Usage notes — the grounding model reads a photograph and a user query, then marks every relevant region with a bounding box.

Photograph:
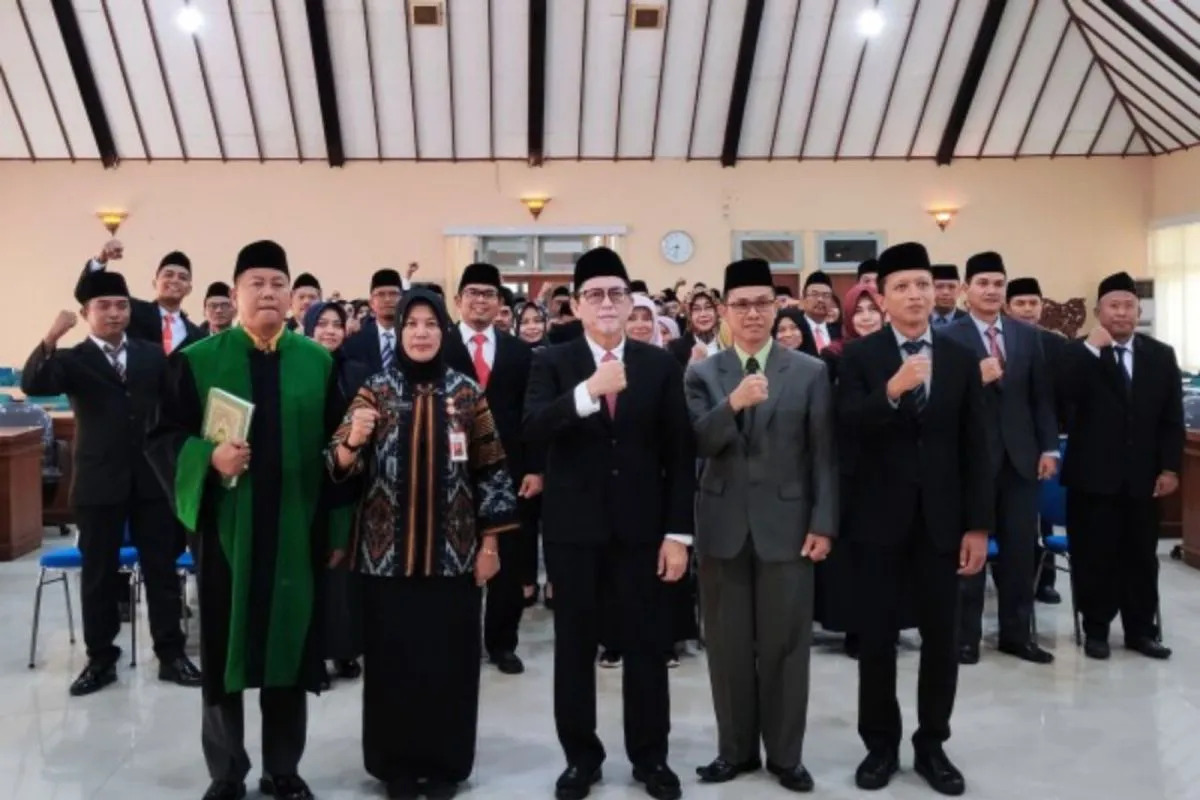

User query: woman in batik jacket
[327,288,518,800]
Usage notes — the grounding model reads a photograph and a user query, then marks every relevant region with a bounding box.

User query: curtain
[1150,221,1200,373]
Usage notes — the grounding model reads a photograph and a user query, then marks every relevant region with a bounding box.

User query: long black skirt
[323,567,363,661]
[361,574,483,784]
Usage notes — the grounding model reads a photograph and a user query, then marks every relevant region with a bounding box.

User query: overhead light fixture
[929,208,958,232]
[521,196,550,220]
[856,8,885,38]
[176,4,204,34]
[96,209,128,236]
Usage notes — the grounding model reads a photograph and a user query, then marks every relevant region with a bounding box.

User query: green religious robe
[147,327,334,705]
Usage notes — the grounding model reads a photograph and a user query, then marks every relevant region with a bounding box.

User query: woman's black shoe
[335,658,362,679]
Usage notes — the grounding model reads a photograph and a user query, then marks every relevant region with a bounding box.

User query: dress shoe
[854,751,898,790]
[1126,637,1172,660]
[957,643,980,665]
[632,763,682,800]
[913,748,966,796]
[159,654,203,686]
[1084,638,1111,660]
[555,764,601,800]
[259,774,314,800]
[696,756,761,783]
[335,658,362,679]
[597,650,621,669]
[69,660,118,697]
[843,634,860,660]
[385,776,419,799]
[317,665,332,692]
[1036,586,1062,604]
[997,640,1054,664]
[490,651,525,675]
[767,762,814,792]
[423,779,459,799]
[202,781,246,800]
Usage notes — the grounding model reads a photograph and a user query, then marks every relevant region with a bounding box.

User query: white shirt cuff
[88,259,104,272]
[665,533,693,546]
[1084,342,1101,358]
[573,381,601,417]
[1041,451,1059,458]
[401,276,413,291]
[888,397,901,409]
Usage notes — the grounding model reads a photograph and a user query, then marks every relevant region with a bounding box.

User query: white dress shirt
[90,334,128,372]
[572,335,692,547]
[805,316,831,349]
[459,322,496,369]
[1085,337,1134,380]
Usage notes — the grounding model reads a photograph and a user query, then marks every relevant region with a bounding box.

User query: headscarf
[516,301,549,347]
[656,315,680,342]
[771,308,807,349]
[630,294,662,346]
[395,288,451,384]
[302,300,347,340]
[826,283,884,356]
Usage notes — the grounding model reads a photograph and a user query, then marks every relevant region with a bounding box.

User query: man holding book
[148,240,335,800]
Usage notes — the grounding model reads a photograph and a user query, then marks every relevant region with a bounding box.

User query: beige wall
[0,157,1152,365]
[1151,148,1200,222]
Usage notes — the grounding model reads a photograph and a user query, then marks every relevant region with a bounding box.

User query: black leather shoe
[555,764,601,800]
[854,751,899,790]
[632,763,682,800]
[1126,637,1172,660]
[385,776,419,799]
[335,658,362,679]
[202,781,246,800]
[597,650,621,668]
[997,640,1054,664]
[767,762,814,792]
[696,756,761,782]
[957,644,980,665]
[914,748,965,796]
[259,774,314,800]
[490,651,526,675]
[69,660,118,697]
[1084,638,1111,660]
[159,654,203,686]
[1036,586,1062,604]
[423,779,460,799]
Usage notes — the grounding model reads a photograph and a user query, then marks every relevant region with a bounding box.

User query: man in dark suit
[285,273,322,331]
[1059,271,1183,661]
[448,262,540,675]
[944,253,1059,666]
[1005,276,1067,604]
[667,291,721,367]
[78,239,204,352]
[930,265,967,327]
[201,281,235,336]
[796,271,842,358]
[341,269,404,373]
[524,247,695,800]
[22,271,201,697]
[837,242,992,796]
[857,258,880,291]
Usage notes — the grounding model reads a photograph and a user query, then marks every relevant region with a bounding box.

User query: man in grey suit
[685,258,837,793]
[944,252,1060,666]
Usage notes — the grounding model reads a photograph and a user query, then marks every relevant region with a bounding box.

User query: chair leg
[29,568,47,669]
[63,572,76,644]
[129,571,137,668]
[1066,556,1081,646]
[179,573,189,639]
[1154,603,1164,644]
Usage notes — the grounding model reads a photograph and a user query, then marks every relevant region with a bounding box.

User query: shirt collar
[90,334,128,352]
[460,322,495,344]
[585,335,626,361]
[1114,336,1135,351]
[970,313,1003,335]
[892,325,933,348]
[805,315,826,331]
[734,340,773,370]
[159,305,182,320]
[244,325,285,353]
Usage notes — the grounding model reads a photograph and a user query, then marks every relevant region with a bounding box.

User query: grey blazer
[685,344,837,562]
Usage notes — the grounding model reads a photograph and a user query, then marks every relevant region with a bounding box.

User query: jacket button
[610,438,617,446]
[611,469,619,476]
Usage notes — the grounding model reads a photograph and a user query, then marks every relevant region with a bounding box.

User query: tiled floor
[2,530,1199,799]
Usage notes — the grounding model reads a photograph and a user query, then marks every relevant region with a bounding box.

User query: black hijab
[771,308,807,348]
[395,288,451,385]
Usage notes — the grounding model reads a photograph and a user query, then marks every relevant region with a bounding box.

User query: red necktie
[472,334,491,389]
[601,351,618,417]
[162,314,174,354]
[813,326,828,352]
[987,326,1005,368]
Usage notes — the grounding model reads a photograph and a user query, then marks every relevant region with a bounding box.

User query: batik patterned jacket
[327,366,518,578]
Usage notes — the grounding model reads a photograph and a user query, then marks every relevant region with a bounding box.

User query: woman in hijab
[514,301,552,608]
[516,301,549,348]
[771,307,808,351]
[668,290,721,365]
[820,283,885,383]
[304,301,370,688]
[327,289,518,799]
[656,315,680,347]
[626,294,662,346]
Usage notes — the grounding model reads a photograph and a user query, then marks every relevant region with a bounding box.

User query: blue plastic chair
[28,532,139,669]
[1037,456,1081,646]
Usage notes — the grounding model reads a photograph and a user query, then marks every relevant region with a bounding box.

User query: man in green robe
[148,240,333,800]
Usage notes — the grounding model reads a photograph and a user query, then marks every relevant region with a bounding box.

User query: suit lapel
[752,343,789,437]
[715,348,742,400]
[79,339,125,386]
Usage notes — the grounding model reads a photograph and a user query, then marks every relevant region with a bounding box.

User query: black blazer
[1059,334,1184,498]
[795,315,842,358]
[21,337,166,506]
[445,329,538,478]
[941,315,1058,480]
[837,326,994,552]
[75,262,204,351]
[341,318,387,374]
[547,318,584,345]
[523,336,696,546]
[931,308,969,327]
[667,332,697,367]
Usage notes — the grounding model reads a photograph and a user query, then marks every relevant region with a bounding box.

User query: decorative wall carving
[1042,297,1087,339]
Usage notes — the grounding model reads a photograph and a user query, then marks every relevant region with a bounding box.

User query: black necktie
[901,340,927,411]
[745,356,760,376]
[737,356,761,433]
[1114,345,1132,395]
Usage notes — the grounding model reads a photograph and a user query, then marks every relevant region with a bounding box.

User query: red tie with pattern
[472,333,491,389]
[162,314,174,354]
[601,351,618,417]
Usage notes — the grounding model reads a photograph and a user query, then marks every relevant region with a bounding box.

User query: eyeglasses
[462,288,499,301]
[804,289,834,301]
[578,287,631,306]
[726,298,776,315]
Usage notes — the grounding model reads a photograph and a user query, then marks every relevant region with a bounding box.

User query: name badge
[449,430,468,463]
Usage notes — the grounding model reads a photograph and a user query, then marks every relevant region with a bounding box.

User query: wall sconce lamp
[97,209,128,236]
[521,196,550,220]
[929,208,957,232]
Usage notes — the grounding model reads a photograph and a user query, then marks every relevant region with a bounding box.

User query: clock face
[661,231,695,265]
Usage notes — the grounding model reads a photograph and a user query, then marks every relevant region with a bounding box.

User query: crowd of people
[21,236,1184,800]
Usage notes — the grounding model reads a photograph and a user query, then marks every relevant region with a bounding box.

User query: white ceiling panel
[908,0,987,158]
[447,0,492,159]
[1093,102,1136,154]
[145,0,221,158]
[325,0,378,159]
[190,0,258,159]
[544,0,585,158]
[274,0,327,160]
[22,0,100,159]
[1053,69,1109,155]
[0,70,31,158]
[491,0,528,159]
[615,0,669,158]
[0,2,70,158]
[771,0,837,158]
[1016,26,1091,155]
[409,6,454,159]
[653,0,712,158]
[955,0,1038,158]
[72,0,147,160]
[688,0,747,159]
[579,0,626,158]
[738,0,801,159]
[364,0,416,160]
[804,0,881,159]
[872,0,956,156]
[836,0,919,159]
[229,0,301,159]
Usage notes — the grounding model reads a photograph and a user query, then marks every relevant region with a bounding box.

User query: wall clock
[660,230,695,265]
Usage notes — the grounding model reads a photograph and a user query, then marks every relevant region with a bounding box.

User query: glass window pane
[822,238,878,263]
[480,236,534,272]
[538,236,591,273]
[742,238,795,265]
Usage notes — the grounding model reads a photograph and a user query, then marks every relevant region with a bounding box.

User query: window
[732,232,803,271]
[1149,219,1200,372]
[475,233,614,273]
[817,231,885,272]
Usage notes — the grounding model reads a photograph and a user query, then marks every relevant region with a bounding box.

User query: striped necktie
[381,330,395,370]
[104,343,126,381]
[900,340,927,411]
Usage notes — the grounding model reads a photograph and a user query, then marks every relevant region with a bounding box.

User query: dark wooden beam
[445,0,457,161]
[576,0,589,159]
[305,0,345,166]
[403,0,420,158]
[189,11,225,161]
[1079,4,1200,102]
[1097,0,1200,84]
[935,0,1007,165]
[529,0,548,165]
[720,0,766,166]
[979,0,1037,156]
